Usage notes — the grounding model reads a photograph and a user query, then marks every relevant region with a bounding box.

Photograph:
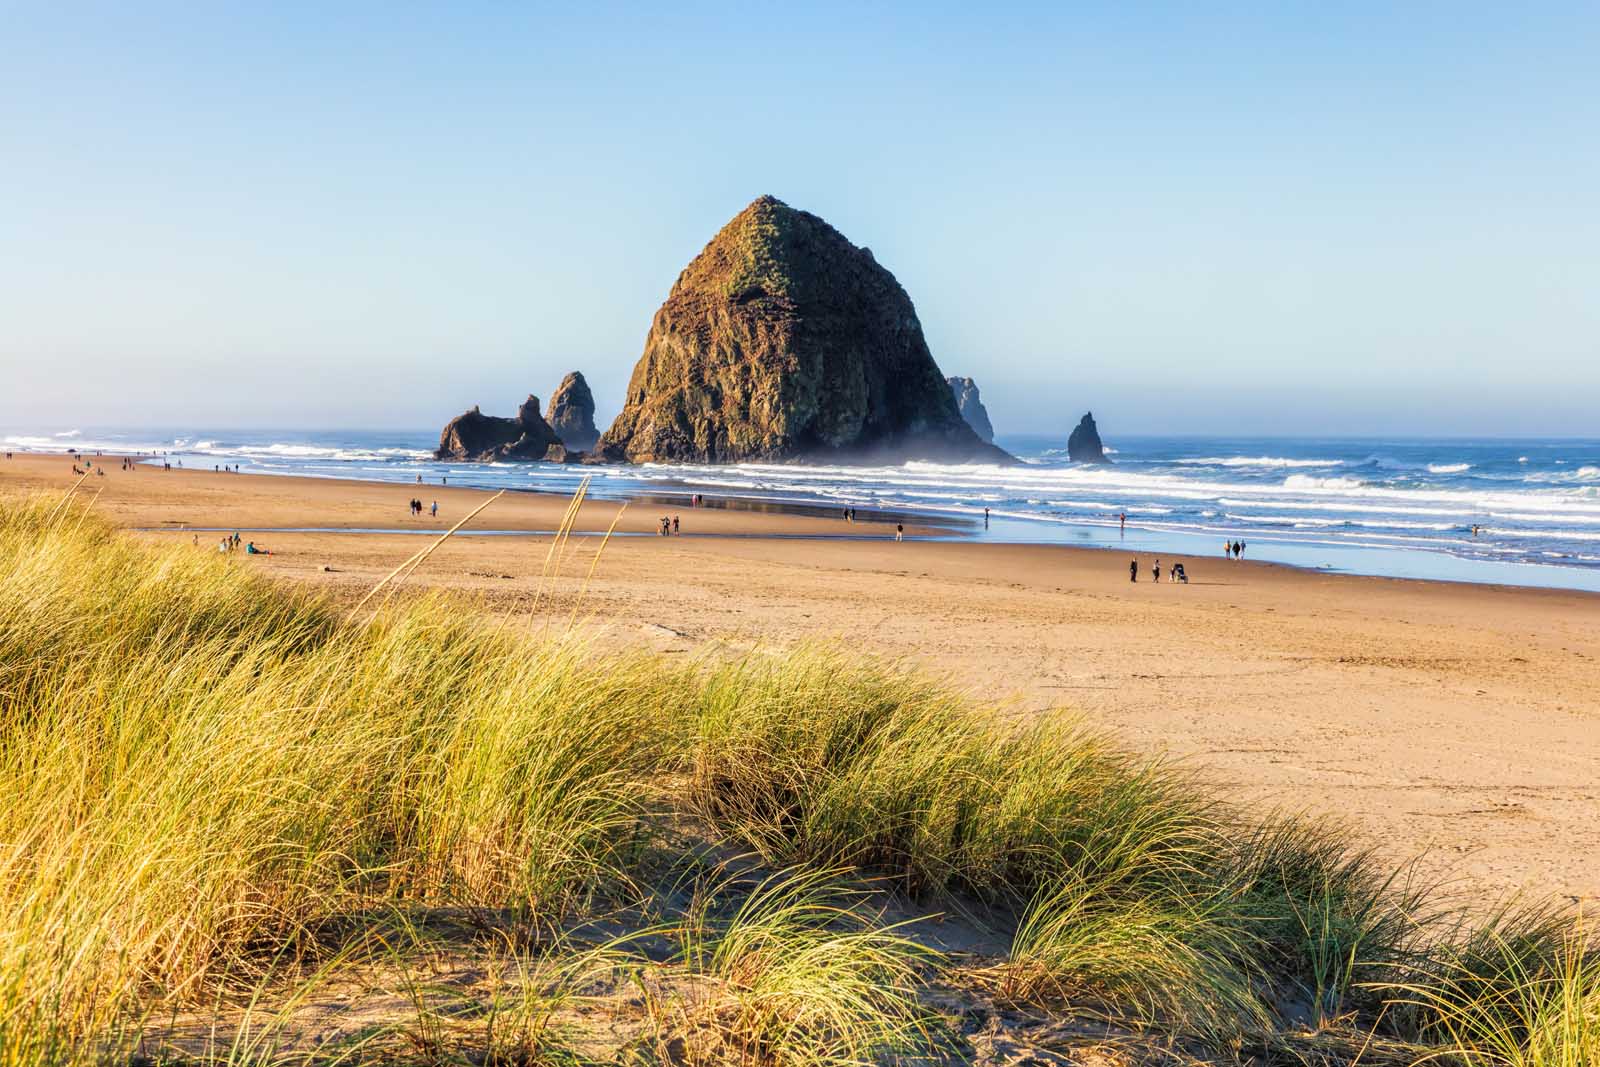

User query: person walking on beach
[672,515,680,535]
[1152,559,1161,583]
[1238,541,1247,559]
[895,523,904,542]
[430,501,437,518]
[1130,558,1138,582]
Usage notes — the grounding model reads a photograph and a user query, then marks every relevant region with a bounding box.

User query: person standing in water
[1120,512,1127,533]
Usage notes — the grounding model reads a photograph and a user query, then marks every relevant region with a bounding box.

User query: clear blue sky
[2,2,1596,436]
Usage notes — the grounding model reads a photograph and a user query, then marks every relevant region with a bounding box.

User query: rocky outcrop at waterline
[591,195,1013,465]
[946,376,994,443]
[545,372,600,451]
[1067,411,1110,464]
[435,395,566,461]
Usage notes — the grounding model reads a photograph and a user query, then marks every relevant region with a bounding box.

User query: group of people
[408,499,437,518]
[1224,540,1247,560]
[1130,557,1187,583]
[841,507,858,522]
[658,515,680,535]
[215,532,269,555]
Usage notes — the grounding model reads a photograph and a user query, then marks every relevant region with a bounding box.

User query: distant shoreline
[7,428,1600,592]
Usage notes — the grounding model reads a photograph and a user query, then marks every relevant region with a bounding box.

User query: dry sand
[6,452,1597,904]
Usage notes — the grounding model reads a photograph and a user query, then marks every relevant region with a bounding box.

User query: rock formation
[592,195,1013,465]
[435,395,565,461]
[545,372,600,451]
[946,376,994,442]
[1067,411,1111,464]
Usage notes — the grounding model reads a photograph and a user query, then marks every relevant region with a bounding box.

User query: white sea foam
[1283,474,1367,491]
[1427,463,1472,474]
[1174,456,1343,469]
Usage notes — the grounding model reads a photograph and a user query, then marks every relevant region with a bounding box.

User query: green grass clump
[0,498,690,1057]
[659,866,932,1066]
[685,647,1215,904]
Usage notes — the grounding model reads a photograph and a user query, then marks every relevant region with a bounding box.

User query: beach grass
[0,492,1593,1065]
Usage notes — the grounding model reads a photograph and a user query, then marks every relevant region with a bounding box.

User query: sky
[2,2,1597,437]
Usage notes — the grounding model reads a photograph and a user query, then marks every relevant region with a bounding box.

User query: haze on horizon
[2,3,1597,439]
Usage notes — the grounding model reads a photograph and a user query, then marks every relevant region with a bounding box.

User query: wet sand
[6,451,1598,903]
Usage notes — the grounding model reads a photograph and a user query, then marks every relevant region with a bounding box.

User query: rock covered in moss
[593,196,1012,465]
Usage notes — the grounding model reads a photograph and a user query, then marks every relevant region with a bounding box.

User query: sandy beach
[6,451,1597,904]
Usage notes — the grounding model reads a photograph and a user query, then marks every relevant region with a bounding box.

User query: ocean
[9,427,1600,592]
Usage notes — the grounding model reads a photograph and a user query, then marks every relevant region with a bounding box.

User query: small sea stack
[545,372,600,451]
[435,395,566,462]
[1067,411,1110,464]
[946,376,995,443]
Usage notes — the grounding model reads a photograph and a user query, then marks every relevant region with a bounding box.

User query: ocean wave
[1427,463,1472,474]
[1282,474,1367,490]
[1483,526,1600,542]
[1526,465,1600,485]
[1173,456,1343,469]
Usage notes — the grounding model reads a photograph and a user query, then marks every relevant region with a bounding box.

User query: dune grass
[0,493,1594,1065]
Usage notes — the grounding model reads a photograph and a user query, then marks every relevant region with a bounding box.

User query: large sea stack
[946,376,994,442]
[435,395,566,461]
[1067,411,1111,464]
[545,372,600,450]
[592,196,1012,465]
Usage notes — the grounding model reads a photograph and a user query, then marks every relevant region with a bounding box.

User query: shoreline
[79,448,1600,594]
[11,429,1600,592]
[5,451,1600,902]
[11,446,1600,598]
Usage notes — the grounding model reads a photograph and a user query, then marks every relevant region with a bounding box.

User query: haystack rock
[435,395,565,461]
[592,196,1013,465]
[1067,411,1111,464]
[946,376,994,442]
[545,372,599,451]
